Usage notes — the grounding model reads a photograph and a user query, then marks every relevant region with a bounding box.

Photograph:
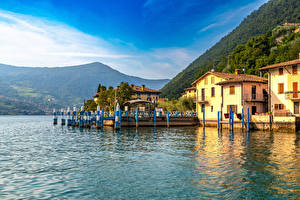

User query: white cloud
[0,11,132,68]
[0,10,195,79]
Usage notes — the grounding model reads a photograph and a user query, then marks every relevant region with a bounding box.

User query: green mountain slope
[0,62,169,114]
[161,0,300,98]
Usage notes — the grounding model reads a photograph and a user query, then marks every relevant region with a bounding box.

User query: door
[293,82,298,98]
[295,102,299,114]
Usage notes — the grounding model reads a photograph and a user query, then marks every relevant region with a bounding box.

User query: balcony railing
[285,91,300,100]
[244,95,267,102]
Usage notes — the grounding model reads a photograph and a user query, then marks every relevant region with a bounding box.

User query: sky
[0,0,268,79]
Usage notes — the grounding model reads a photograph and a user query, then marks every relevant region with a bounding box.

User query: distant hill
[0,62,169,114]
[161,0,300,98]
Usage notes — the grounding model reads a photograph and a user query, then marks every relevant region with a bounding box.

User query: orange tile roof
[192,71,266,86]
[216,74,267,85]
[184,87,196,91]
[259,59,300,70]
[131,85,161,93]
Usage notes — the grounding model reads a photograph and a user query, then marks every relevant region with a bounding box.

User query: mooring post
[96,105,100,129]
[231,109,234,130]
[202,108,205,129]
[135,109,139,128]
[60,109,65,126]
[217,111,220,130]
[228,108,231,130]
[72,107,77,126]
[242,108,244,129]
[115,103,121,130]
[153,109,157,127]
[247,107,250,132]
[67,107,71,126]
[220,111,223,130]
[88,111,91,128]
[100,109,104,128]
[167,111,170,128]
[79,106,84,128]
[53,108,57,125]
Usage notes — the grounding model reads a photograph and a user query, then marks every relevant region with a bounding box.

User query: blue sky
[0,0,268,78]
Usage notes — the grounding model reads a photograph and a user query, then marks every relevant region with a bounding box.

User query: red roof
[192,71,266,86]
[259,59,300,70]
[184,87,196,91]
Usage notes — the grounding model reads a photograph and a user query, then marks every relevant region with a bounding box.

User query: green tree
[117,82,134,108]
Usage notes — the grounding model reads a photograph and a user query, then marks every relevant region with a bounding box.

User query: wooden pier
[53,107,199,129]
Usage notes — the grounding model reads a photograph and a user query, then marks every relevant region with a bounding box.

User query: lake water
[0,116,299,199]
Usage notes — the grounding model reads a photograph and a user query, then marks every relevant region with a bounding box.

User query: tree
[117,82,134,108]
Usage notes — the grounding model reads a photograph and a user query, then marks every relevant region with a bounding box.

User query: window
[275,104,284,110]
[211,87,215,97]
[211,77,215,84]
[279,68,283,75]
[211,106,213,112]
[278,83,284,94]
[252,106,257,115]
[227,105,237,113]
[201,88,205,101]
[204,78,208,85]
[252,86,256,99]
[229,86,235,95]
[292,65,297,74]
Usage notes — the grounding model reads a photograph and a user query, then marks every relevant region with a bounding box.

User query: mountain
[0,62,169,114]
[161,0,300,98]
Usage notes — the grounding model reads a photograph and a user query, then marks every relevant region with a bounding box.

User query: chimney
[142,84,145,91]
[235,69,240,75]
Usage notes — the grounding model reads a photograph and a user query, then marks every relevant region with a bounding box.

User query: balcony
[244,95,267,103]
[285,91,300,100]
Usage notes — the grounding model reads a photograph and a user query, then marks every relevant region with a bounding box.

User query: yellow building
[192,70,268,121]
[181,87,196,100]
[260,57,300,116]
[192,71,227,120]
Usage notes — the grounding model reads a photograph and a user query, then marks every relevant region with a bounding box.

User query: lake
[0,116,299,199]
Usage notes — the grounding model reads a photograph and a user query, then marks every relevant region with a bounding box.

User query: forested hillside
[0,62,169,114]
[161,0,300,98]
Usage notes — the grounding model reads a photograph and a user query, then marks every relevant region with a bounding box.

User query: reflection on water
[0,116,299,199]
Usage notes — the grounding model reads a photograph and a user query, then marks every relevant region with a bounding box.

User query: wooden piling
[135,109,139,128]
[53,109,57,125]
[247,107,250,132]
[167,111,170,128]
[153,109,156,127]
[202,108,205,129]
[242,108,244,129]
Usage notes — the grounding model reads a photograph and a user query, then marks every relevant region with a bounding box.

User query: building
[192,70,268,121]
[216,70,268,117]
[93,84,161,103]
[181,87,196,101]
[129,84,161,102]
[260,56,300,116]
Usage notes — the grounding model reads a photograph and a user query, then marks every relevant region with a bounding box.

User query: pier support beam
[247,107,250,132]
[202,108,205,129]
[53,109,57,125]
[167,111,170,128]
[135,109,139,128]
